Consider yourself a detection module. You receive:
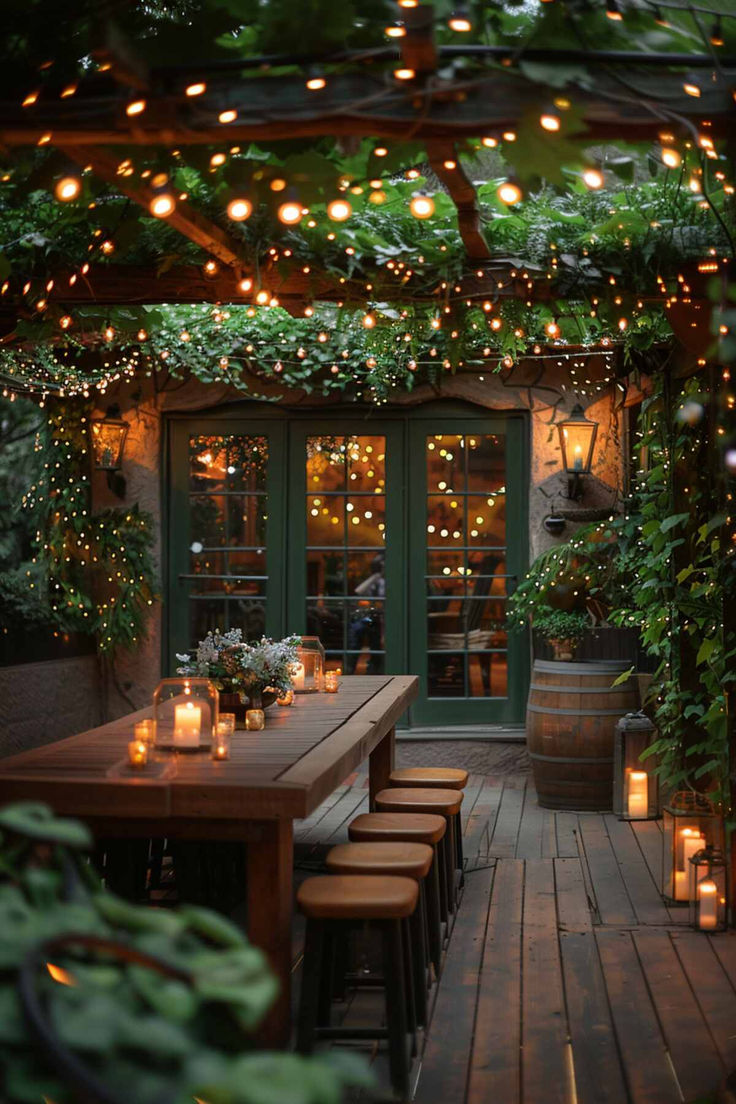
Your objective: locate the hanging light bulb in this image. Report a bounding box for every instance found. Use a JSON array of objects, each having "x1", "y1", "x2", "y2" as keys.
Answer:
[
  {"x1": 277, "y1": 199, "x2": 303, "y2": 225},
  {"x1": 661, "y1": 146, "x2": 682, "y2": 169},
  {"x1": 238, "y1": 277, "x2": 253, "y2": 294},
  {"x1": 385, "y1": 22, "x2": 406, "y2": 37},
  {"x1": 185, "y1": 81, "x2": 207, "y2": 96},
  {"x1": 652, "y1": 5, "x2": 669, "y2": 25},
  {"x1": 203, "y1": 259, "x2": 219, "y2": 278},
  {"x1": 125, "y1": 98, "x2": 146, "y2": 116},
  {"x1": 682, "y1": 76, "x2": 701, "y2": 97},
  {"x1": 606, "y1": 0, "x2": 623, "y2": 20},
  {"x1": 104, "y1": 324, "x2": 115, "y2": 341},
  {"x1": 137, "y1": 328, "x2": 148, "y2": 341},
  {"x1": 59, "y1": 314, "x2": 73, "y2": 330},
  {"x1": 540, "y1": 107, "x2": 561, "y2": 132},
  {"x1": 227, "y1": 196, "x2": 253, "y2": 221},
  {"x1": 545, "y1": 320, "x2": 560, "y2": 338},
  {"x1": 582, "y1": 166, "x2": 605, "y2": 190},
  {"x1": 409, "y1": 193, "x2": 435, "y2": 219},
  {"x1": 54, "y1": 174, "x2": 81, "y2": 202},
  {"x1": 394, "y1": 67, "x2": 416, "y2": 81},
  {"x1": 710, "y1": 18, "x2": 724, "y2": 46},
  {"x1": 497, "y1": 179, "x2": 523, "y2": 205},
  {"x1": 305, "y1": 67, "x2": 327, "y2": 90},
  {"x1": 149, "y1": 190, "x2": 176, "y2": 218},
  {"x1": 327, "y1": 198, "x2": 352, "y2": 221},
  {"x1": 447, "y1": 7, "x2": 472, "y2": 31},
  {"x1": 363, "y1": 311, "x2": 376, "y2": 328},
  {"x1": 218, "y1": 109, "x2": 238, "y2": 124}
]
